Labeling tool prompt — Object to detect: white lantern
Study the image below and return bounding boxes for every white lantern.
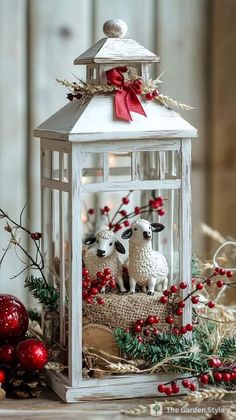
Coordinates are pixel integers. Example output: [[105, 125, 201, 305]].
[[34, 19, 197, 402]]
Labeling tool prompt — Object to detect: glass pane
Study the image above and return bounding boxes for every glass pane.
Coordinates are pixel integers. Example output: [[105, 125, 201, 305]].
[[42, 187, 52, 281], [134, 150, 180, 180], [63, 153, 69, 182], [82, 153, 103, 184], [52, 151, 60, 181], [109, 152, 131, 182], [42, 149, 52, 179]]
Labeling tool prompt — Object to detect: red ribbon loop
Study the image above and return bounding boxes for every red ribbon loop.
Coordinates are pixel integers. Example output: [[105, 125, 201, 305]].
[[106, 66, 147, 122]]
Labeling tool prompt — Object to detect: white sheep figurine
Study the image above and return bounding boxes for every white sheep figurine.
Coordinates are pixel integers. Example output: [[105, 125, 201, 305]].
[[84, 230, 127, 293], [121, 219, 169, 295]]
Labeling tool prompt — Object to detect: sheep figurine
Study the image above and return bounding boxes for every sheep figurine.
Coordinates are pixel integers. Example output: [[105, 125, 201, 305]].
[[121, 219, 169, 295], [84, 230, 127, 293]]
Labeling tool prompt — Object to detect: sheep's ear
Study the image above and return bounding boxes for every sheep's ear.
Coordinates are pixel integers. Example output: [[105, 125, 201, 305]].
[[151, 223, 165, 233], [115, 241, 126, 254], [121, 228, 133, 240], [84, 236, 96, 245]]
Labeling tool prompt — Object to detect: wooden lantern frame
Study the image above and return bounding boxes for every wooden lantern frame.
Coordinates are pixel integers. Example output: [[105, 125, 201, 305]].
[[34, 20, 197, 402]]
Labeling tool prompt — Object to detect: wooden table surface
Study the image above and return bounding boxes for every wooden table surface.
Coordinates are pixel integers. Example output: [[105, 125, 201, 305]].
[[0, 390, 235, 420]]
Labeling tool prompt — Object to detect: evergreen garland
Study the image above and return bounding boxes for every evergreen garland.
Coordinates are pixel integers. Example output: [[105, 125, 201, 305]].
[[114, 326, 236, 386], [25, 275, 59, 312]]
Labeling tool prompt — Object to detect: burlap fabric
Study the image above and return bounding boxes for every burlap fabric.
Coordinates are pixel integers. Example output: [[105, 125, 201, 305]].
[[83, 292, 170, 329]]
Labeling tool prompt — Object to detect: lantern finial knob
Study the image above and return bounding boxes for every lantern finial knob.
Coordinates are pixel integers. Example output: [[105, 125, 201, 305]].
[[103, 19, 128, 38]]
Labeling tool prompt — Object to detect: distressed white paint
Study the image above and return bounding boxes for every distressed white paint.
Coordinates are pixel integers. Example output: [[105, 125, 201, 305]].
[[34, 16, 197, 402], [34, 95, 197, 141]]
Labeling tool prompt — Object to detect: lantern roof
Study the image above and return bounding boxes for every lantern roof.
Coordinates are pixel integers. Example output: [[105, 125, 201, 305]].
[[34, 95, 197, 142], [74, 19, 159, 64]]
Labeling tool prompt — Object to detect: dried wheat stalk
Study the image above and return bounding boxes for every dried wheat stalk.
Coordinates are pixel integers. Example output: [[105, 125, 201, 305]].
[[0, 384, 5, 400]]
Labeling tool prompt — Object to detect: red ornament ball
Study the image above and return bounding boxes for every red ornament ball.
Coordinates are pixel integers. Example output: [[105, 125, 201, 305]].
[[0, 344, 15, 363], [0, 295, 29, 343], [16, 339, 48, 370], [0, 369, 6, 384]]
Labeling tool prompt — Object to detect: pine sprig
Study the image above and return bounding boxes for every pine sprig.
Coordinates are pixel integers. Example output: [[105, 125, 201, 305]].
[[25, 275, 59, 312]]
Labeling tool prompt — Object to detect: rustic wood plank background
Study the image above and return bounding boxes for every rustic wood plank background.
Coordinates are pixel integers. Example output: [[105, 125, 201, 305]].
[[1, 0, 235, 304]]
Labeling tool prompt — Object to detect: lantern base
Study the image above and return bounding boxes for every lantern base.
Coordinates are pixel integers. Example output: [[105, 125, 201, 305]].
[[46, 370, 196, 403]]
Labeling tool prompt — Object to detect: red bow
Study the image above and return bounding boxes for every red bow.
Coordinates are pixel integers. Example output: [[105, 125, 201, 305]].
[[106, 66, 147, 122]]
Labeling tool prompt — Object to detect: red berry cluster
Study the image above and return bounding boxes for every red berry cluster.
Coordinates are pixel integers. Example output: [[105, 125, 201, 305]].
[[208, 358, 236, 383], [158, 379, 196, 395], [82, 267, 116, 304], [87, 194, 166, 233], [159, 282, 193, 335], [145, 89, 159, 101], [129, 315, 160, 342], [30, 232, 42, 240]]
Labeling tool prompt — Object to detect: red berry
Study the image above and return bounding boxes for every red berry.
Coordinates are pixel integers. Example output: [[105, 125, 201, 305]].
[[122, 197, 129, 205], [172, 384, 180, 394], [213, 372, 222, 381], [189, 383, 196, 392], [143, 328, 151, 336], [219, 268, 226, 275], [90, 287, 99, 296], [152, 89, 159, 97], [82, 290, 88, 299], [0, 344, 15, 363], [0, 370, 6, 384], [103, 268, 111, 276], [164, 387, 172, 395], [96, 271, 103, 278], [216, 280, 224, 288], [85, 296, 93, 304], [172, 328, 180, 335], [134, 324, 142, 333], [109, 280, 116, 288], [163, 289, 171, 297], [178, 301, 185, 308], [196, 283, 203, 290], [160, 296, 168, 304], [186, 324, 193, 332], [192, 277, 195, 284], [207, 301, 215, 309], [207, 279, 214, 286], [136, 319, 145, 326], [191, 296, 199, 304], [124, 328, 130, 333], [153, 328, 159, 336], [176, 308, 183, 316], [88, 208, 95, 215], [170, 285, 178, 293], [165, 316, 174, 324], [114, 224, 122, 232], [157, 384, 165, 393], [200, 374, 209, 384], [137, 336, 143, 343], [226, 270, 233, 278], [222, 372, 231, 382], [145, 92, 153, 100], [180, 326, 187, 335], [179, 282, 187, 289], [153, 316, 160, 323], [182, 379, 191, 388], [120, 210, 127, 217], [103, 206, 110, 213], [158, 209, 165, 216], [146, 315, 155, 325], [124, 220, 130, 227], [30, 232, 42, 240], [97, 297, 105, 305], [208, 358, 220, 368], [82, 267, 89, 276], [134, 206, 141, 215], [230, 372, 236, 380]]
